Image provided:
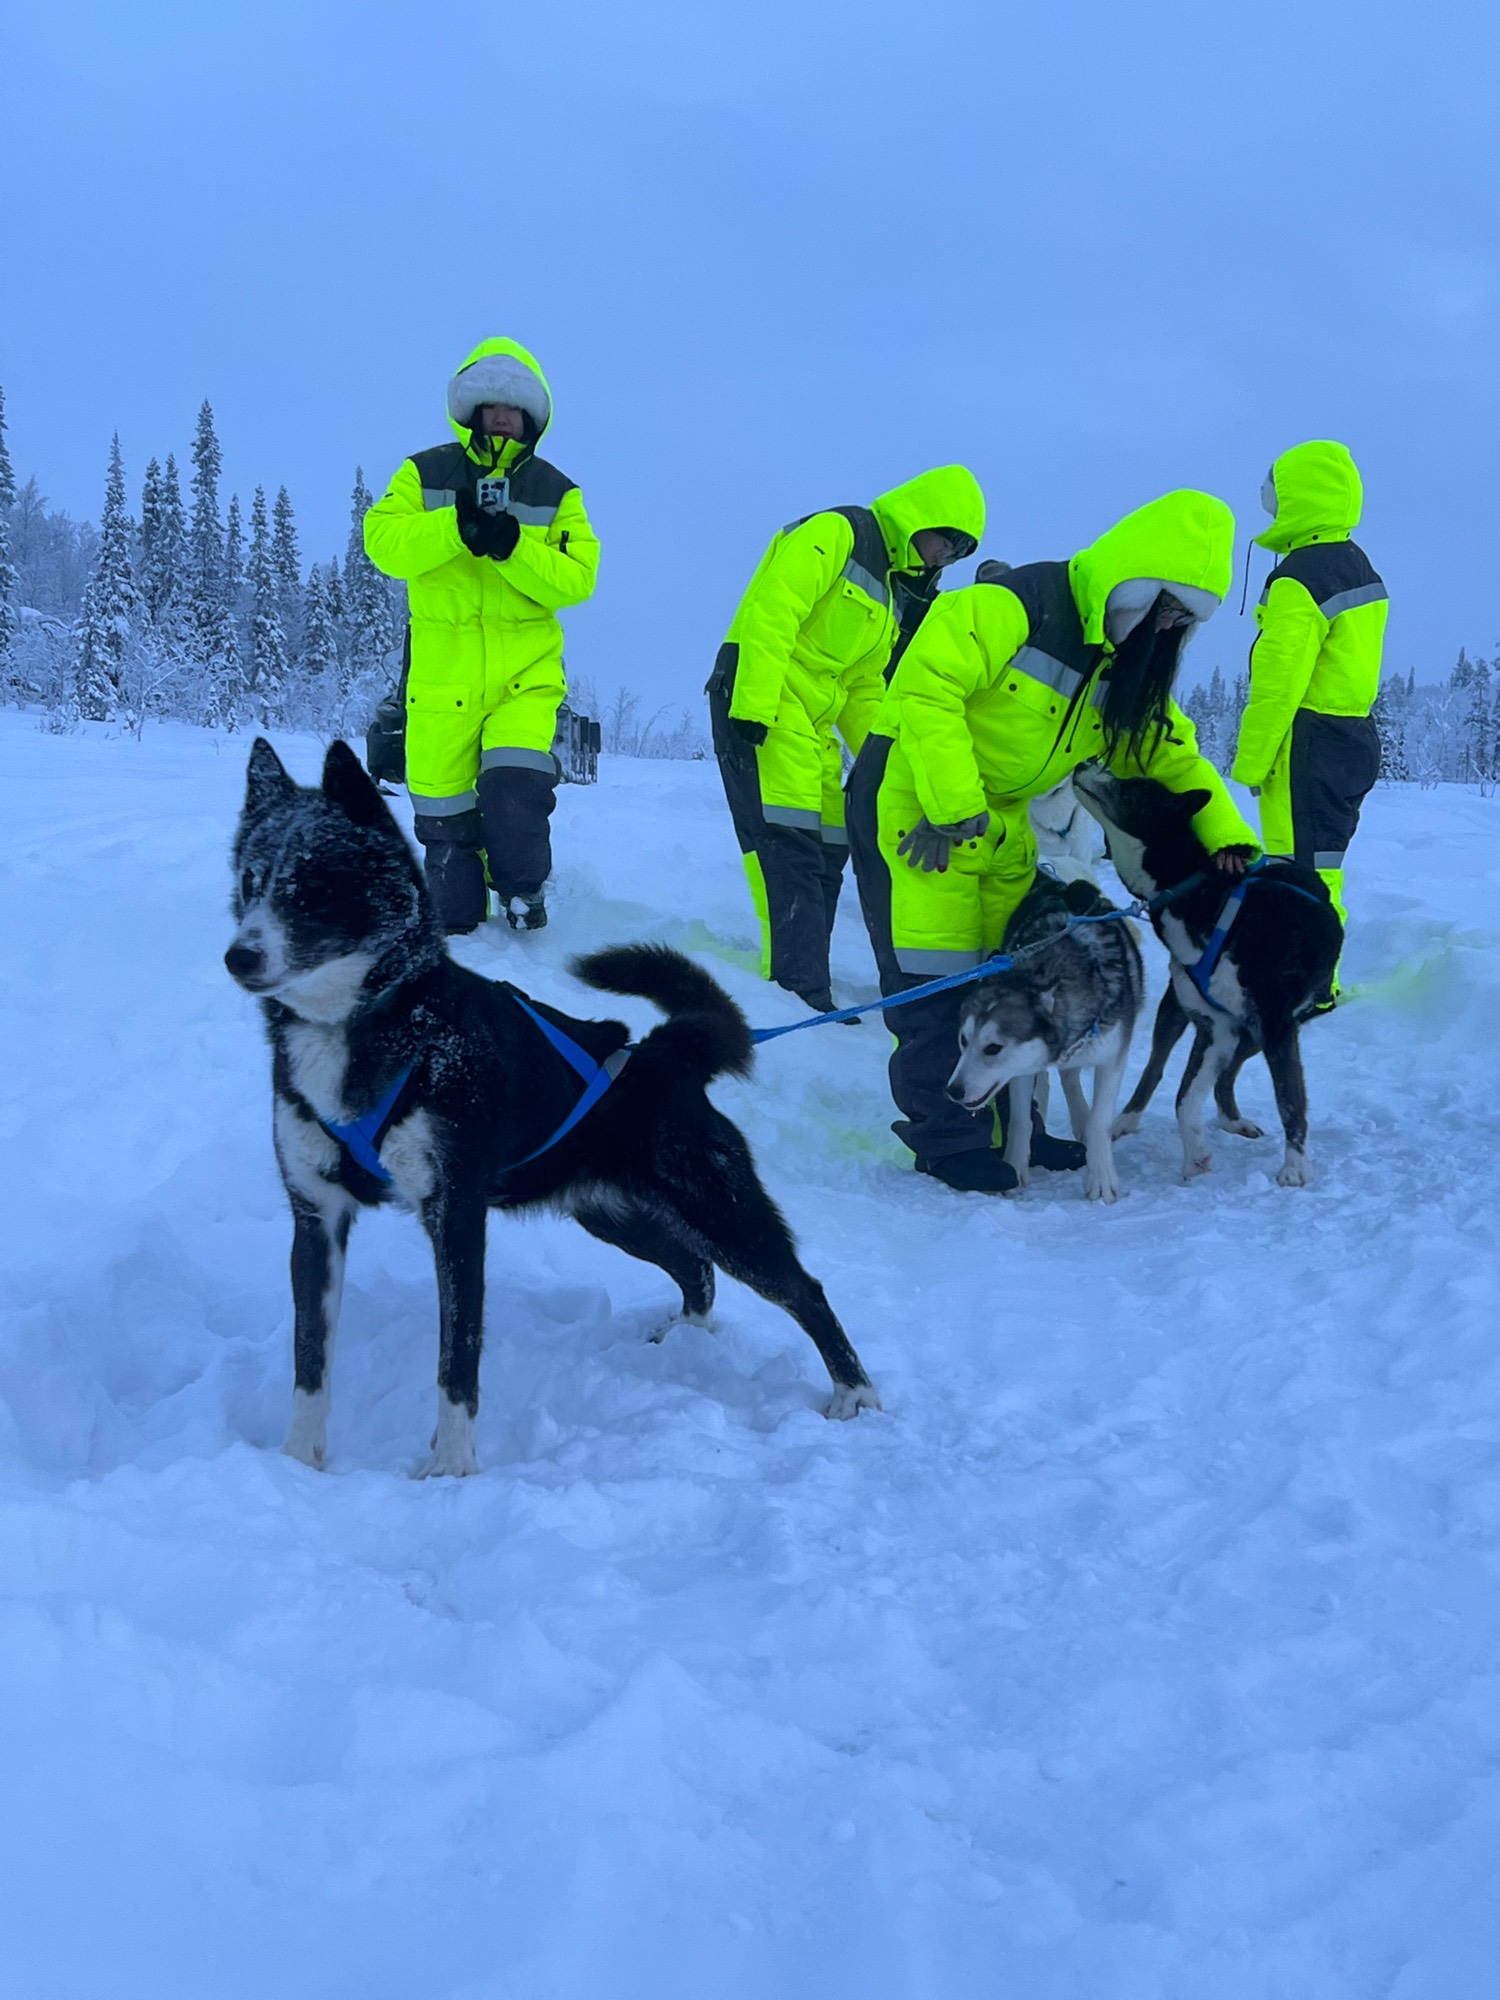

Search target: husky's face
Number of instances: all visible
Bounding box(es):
[947,985,1053,1114]
[225,740,435,1022]
[1070,766,1209,898]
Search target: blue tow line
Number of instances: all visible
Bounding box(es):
[323,863,1329,1181]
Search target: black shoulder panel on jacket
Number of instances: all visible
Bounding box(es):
[830,505,889,582]
[509,456,577,507]
[1271,539,1385,611]
[409,443,470,486]
[984,560,1090,671]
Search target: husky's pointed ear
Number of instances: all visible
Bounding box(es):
[245,737,296,814]
[322,739,397,831]
[1175,787,1213,818]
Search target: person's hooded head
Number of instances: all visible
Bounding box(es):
[445,338,554,473]
[1255,441,1362,555]
[870,465,986,579]
[1069,490,1235,760]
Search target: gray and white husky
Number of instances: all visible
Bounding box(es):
[946,876,1144,1202]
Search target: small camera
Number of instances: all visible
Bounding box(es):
[475,477,510,516]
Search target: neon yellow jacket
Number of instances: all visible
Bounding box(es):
[1232,440,1388,787]
[876,489,1257,853]
[725,465,985,754]
[364,338,599,753]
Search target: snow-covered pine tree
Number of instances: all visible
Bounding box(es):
[1464,660,1493,785]
[325,552,344,623]
[1451,648,1475,692]
[271,485,303,660]
[73,433,140,721]
[188,400,239,725]
[139,452,187,627]
[224,492,245,619]
[340,467,399,710]
[0,385,17,664]
[245,485,288,722]
[300,564,340,707]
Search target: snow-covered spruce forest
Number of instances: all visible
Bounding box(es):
[0,386,705,758]
[1,380,1497,781]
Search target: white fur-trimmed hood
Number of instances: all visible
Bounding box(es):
[1103,577,1221,644]
[447,352,551,436]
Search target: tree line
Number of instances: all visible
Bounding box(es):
[0,387,402,737]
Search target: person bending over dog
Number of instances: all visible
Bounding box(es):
[847,490,1260,1195]
[707,467,986,1015]
[1232,440,1386,1006]
[365,337,599,936]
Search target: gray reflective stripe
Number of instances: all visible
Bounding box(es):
[820,823,850,845]
[408,788,477,815]
[762,803,822,831]
[1010,645,1085,700]
[1313,849,1346,870]
[421,487,457,511]
[1317,582,1387,622]
[508,502,559,526]
[481,747,557,773]
[894,947,984,974]
[844,559,891,609]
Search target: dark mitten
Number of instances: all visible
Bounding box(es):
[729,717,768,749]
[455,490,520,560]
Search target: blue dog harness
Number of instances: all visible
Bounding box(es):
[1180,859,1330,1012]
[319,993,632,1188]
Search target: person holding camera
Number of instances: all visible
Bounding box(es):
[707,467,986,1014]
[364,337,599,933]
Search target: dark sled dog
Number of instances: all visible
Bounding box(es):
[225,739,878,1475]
[1071,766,1343,1187]
[946,875,1144,1203]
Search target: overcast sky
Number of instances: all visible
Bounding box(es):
[4,0,1496,706]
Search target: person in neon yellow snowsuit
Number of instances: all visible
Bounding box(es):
[708,467,985,1010]
[1233,440,1386,952]
[847,489,1259,1192]
[365,337,599,933]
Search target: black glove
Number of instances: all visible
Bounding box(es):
[729,717,768,749]
[896,812,990,874]
[455,489,520,561]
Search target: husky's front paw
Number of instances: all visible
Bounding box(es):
[283,1389,328,1469]
[415,1398,478,1478]
[825,1380,882,1420]
[1276,1150,1311,1188]
[1182,1146,1213,1179]
[1111,1110,1142,1139]
[1218,1115,1264,1139]
[1084,1162,1121,1203]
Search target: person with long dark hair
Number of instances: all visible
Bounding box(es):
[846,490,1259,1193]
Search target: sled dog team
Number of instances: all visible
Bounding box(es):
[225,335,1382,1471]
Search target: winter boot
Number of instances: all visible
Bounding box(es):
[1030,1103,1086,1172]
[506,894,548,932]
[916,1151,1021,1195]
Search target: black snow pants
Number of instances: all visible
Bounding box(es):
[413,762,558,933]
[708,647,846,1007]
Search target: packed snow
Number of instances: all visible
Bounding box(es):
[1,710,1498,1998]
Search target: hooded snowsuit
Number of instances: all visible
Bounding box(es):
[364,338,599,930]
[1232,441,1386,928]
[847,489,1258,1165]
[708,466,986,1006]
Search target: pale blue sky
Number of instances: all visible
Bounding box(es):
[4,0,1496,700]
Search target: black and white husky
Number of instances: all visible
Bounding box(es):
[946,875,1144,1203]
[1071,766,1342,1187]
[225,739,878,1475]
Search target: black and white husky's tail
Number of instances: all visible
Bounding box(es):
[572,946,754,1083]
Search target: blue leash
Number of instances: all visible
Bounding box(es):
[320,994,631,1187]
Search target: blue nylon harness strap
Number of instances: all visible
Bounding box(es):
[319,994,633,1187]
[504,996,633,1168]
[320,1066,415,1185]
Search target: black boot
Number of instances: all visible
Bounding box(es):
[1030,1102,1086,1172]
[916,1151,1020,1195]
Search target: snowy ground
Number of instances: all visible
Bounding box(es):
[1,710,1498,1999]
